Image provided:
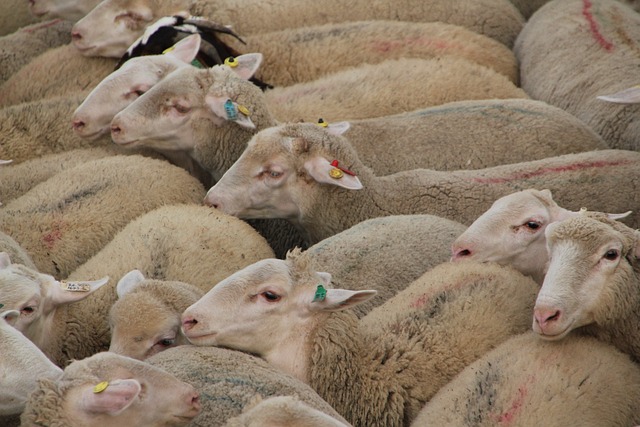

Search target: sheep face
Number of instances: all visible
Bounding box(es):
[29,352,200,426]
[0,255,108,349]
[451,189,579,284]
[72,0,188,58]
[73,37,199,140]
[204,124,362,220]
[29,0,102,20]
[533,215,640,340]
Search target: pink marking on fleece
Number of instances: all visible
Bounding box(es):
[490,374,535,426]
[409,274,496,309]
[42,220,65,249]
[371,37,462,54]
[21,19,63,33]
[582,0,614,52]
[472,159,632,184]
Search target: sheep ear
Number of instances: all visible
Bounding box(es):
[310,288,377,312]
[317,271,332,286]
[225,53,262,80]
[1,310,20,326]
[597,86,640,104]
[0,252,12,269]
[204,95,256,129]
[80,379,141,415]
[164,33,201,64]
[607,211,632,220]
[0,159,11,165]
[116,270,146,298]
[304,157,362,190]
[324,121,350,136]
[48,277,110,306]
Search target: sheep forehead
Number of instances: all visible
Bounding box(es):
[548,216,630,255]
[0,266,43,303]
[111,293,177,327]
[215,258,292,295]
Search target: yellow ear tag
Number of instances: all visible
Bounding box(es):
[329,168,344,179]
[224,57,239,68]
[317,118,328,128]
[93,381,109,394]
[237,104,250,116]
[162,46,176,55]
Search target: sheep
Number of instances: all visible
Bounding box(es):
[224,395,351,427]
[0,18,73,85]
[70,0,524,60]
[27,0,102,22]
[181,253,540,427]
[412,332,640,426]
[20,351,202,427]
[302,214,467,318]
[203,122,640,245]
[0,155,206,278]
[533,212,640,362]
[147,345,350,427]
[514,0,640,151]
[0,44,118,107]
[450,189,631,284]
[108,270,206,360]
[0,235,36,270]
[25,204,272,366]
[110,56,556,185]
[0,147,145,204]
[0,308,62,417]
[0,0,40,37]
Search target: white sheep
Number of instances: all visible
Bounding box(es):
[450,189,631,284]
[204,122,640,245]
[71,0,524,59]
[108,271,205,360]
[412,332,640,426]
[0,234,36,270]
[147,345,350,427]
[514,0,640,151]
[181,254,540,427]
[0,0,40,36]
[20,351,202,426]
[0,155,206,279]
[0,44,118,107]
[533,212,640,361]
[110,56,592,186]
[0,18,72,85]
[0,308,62,417]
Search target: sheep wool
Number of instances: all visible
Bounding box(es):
[515,0,640,151]
[0,0,40,36]
[147,345,350,427]
[412,332,640,426]
[0,155,206,279]
[0,233,37,270]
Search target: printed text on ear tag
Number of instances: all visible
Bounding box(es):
[60,281,91,292]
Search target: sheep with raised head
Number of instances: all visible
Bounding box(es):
[71,0,523,59]
[0,308,62,418]
[0,155,206,279]
[204,122,640,245]
[181,253,540,427]
[107,56,613,186]
[20,351,201,427]
[533,212,640,362]
[108,271,205,360]
[514,0,640,151]
[450,189,630,284]
[412,332,640,426]
[0,19,72,85]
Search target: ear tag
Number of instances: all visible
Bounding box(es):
[224,99,238,120]
[0,303,4,309]
[579,207,588,214]
[224,57,239,68]
[93,381,109,394]
[312,285,327,302]
[191,59,205,69]
[162,46,175,55]
[317,118,328,128]
[237,104,250,116]
[329,160,356,180]
[60,281,91,292]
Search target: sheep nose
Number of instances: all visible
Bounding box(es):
[110,123,122,136]
[72,118,85,131]
[451,246,472,261]
[181,316,198,332]
[71,30,82,41]
[533,307,562,331]
[203,194,219,209]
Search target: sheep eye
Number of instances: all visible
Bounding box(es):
[21,306,35,315]
[173,104,191,114]
[524,221,541,230]
[603,249,619,261]
[157,338,175,347]
[261,291,281,302]
[269,171,282,178]
[134,89,145,96]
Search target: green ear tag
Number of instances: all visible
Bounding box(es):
[0,303,4,309]
[312,285,327,302]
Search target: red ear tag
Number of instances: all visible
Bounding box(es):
[330,160,356,176]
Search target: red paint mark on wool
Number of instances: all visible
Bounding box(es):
[490,375,534,426]
[582,0,614,52]
[472,160,631,184]
[409,276,478,309]
[42,220,65,249]
[371,37,461,54]
[21,19,63,33]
